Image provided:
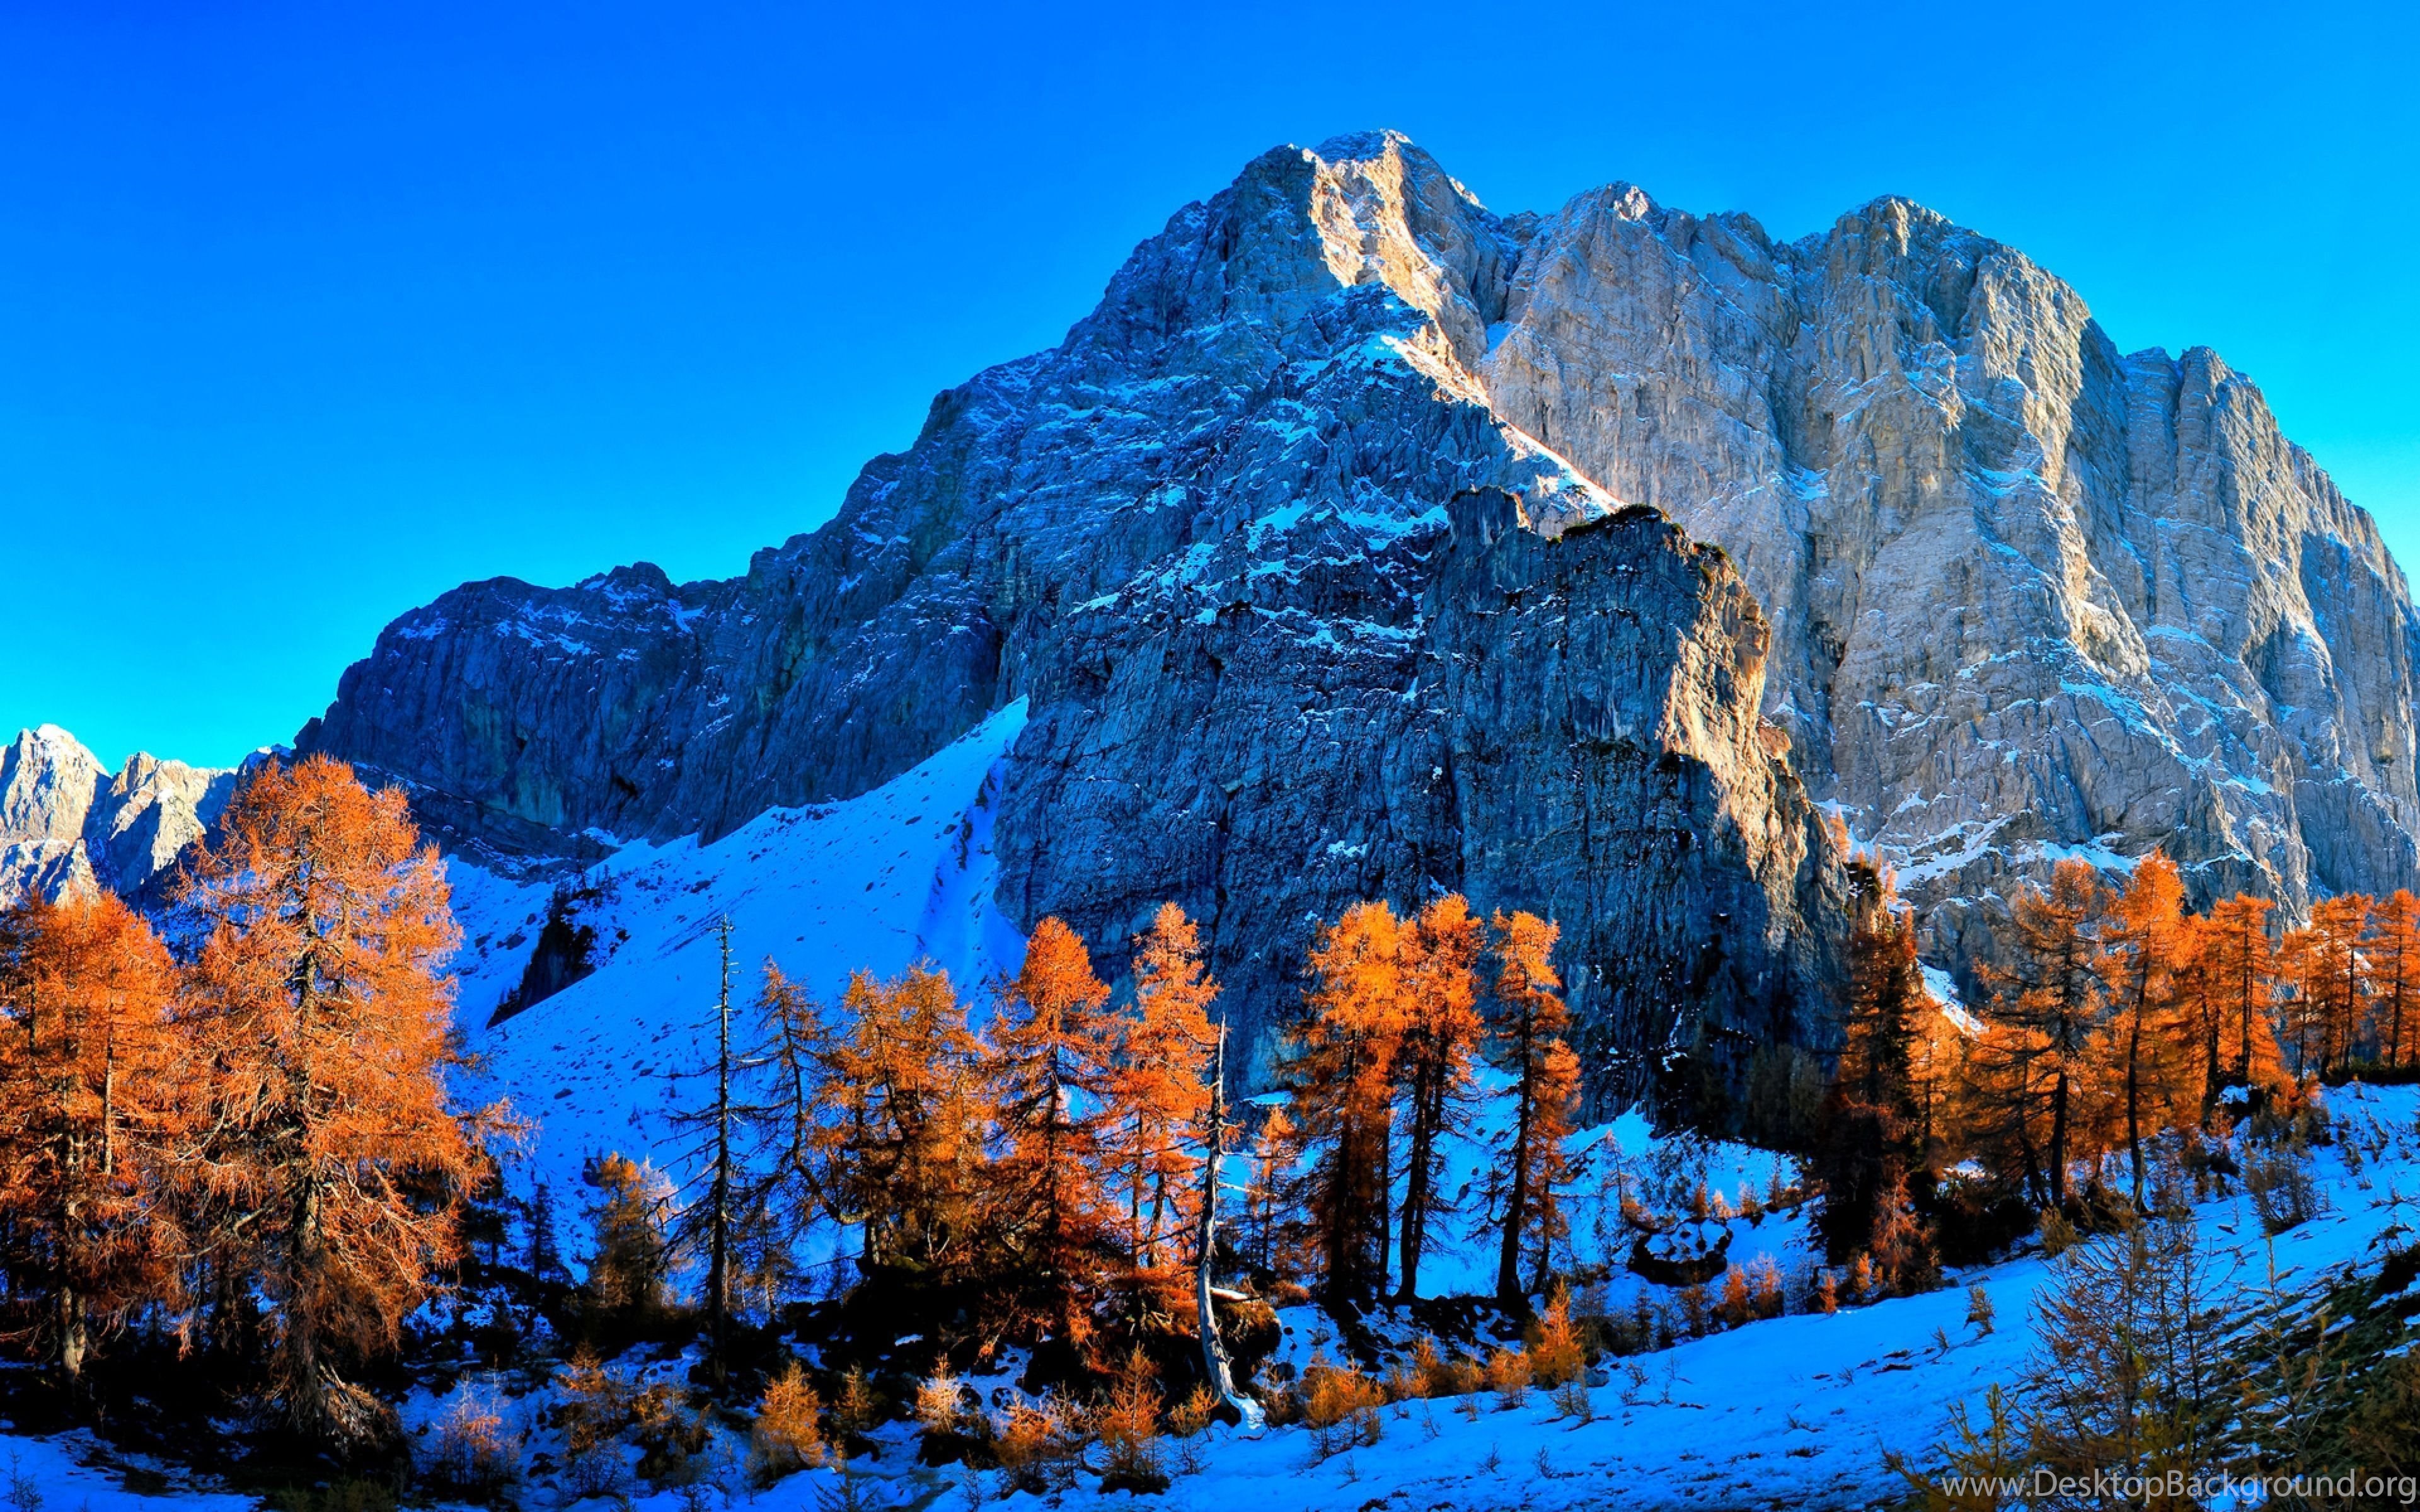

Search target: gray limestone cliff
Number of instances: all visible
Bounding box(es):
[296,132,1850,1095]
[294,128,2420,1073]
[1473,186,2420,978]
[0,726,237,907]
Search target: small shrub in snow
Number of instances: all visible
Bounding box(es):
[630,1381,710,1488]
[1751,1256,1787,1319]
[422,1385,522,1501]
[747,1360,826,1486]
[1528,1289,1587,1390]
[1678,1281,1711,1336]
[1096,1349,1170,1493]
[1966,1283,1996,1336]
[3,1454,38,1512]
[1168,1383,1219,1475]
[2245,1139,2324,1234]
[993,1393,1086,1494]
[553,1347,635,1498]
[1298,1353,1384,1457]
[1485,1346,1530,1411]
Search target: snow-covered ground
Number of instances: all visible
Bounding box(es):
[446,701,1032,1210]
[7,710,2417,1506]
[729,1083,2420,1512]
[10,1068,2416,1506]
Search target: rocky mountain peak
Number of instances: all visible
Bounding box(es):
[0,726,238,907]
[293,130,2420,1087]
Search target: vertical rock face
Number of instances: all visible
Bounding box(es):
[0,726,238,906]
[297,132,1851,1092]
[291,129,2420,1076]
[1475,190,2420,978]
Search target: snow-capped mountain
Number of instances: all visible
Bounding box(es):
[0,726,236,907]
[129,126,2410,1091]
[296,134,1858,1097]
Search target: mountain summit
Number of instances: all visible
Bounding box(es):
[292,132,2420,1098]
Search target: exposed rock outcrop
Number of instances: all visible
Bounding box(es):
[1472,188,2420,978]
[0,726,237,907]
[293,127,2420,1073]
[297,132,1851,1092]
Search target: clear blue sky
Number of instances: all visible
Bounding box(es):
[4,1,2414,769]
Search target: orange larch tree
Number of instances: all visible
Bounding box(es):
[2204,895,2287,1091]
[178,755,503,1449]
[1286,902,1406,1307]
[2302,893,2373,1077]
[2168,912,2230,1115]
[1485,909,1578,1305]
[1108,903,1218,1309]
[1393,894,1484,1302]
[2371,890,2420,1068]
[1979,859,2109,1209]
[2095,852,2198,1208]
[816,964,989,1288]
[988,916,1118,1343]
[0,890,187,1384]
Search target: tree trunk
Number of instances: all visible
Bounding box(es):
[1497,1012,1536,1305]
[1193,1024,1262,1431]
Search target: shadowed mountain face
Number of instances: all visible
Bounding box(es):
[291,130,2419,1087]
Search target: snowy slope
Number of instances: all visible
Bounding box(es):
[447,700,1030,1213]
[754,1083,2420,1512]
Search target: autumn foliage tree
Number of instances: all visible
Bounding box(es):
[1392,896,1484,1303]
[1977,859,2109,1209]
[815,964,989,1289]
[1812,868,1939,1291]
[2203,894,2287,1092]
[1485,909,1577,1305]
[989,916,1118,1343]
[2370,891,2420,1069]
[2096,852,2199,1208]
[1285,902,1406,1307]
[0,891,186,1384]
[178,754,502,1449]
[1107,904,1216,1312]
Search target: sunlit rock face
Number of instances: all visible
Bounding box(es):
[297,132,1850,1097]
[0,725,237,907]
[296,129,2417,1082]
[1474,187,2420,978]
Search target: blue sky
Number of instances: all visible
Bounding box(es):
[3,1,2414,769]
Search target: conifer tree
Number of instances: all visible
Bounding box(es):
[989,917,1118,1342]
[0,891,186,1383]
[2168,912,2230,1115]
[2097,853,2197,1209]
[2372,890,2420,1068]
[816,965,988,1285]
[669,915,746,1382]
[580,1151,676,1319]
[1393,894,1484,1302]
[1286,902,1405,1307]
[2204,895,2286,1090]
[178,755,501,1448]
[1980,859,2109,1209]
[1240,1102,1295,1278]
[1812,869,1937,1288]
[1109,904,1216,1305]
[737,962,833,1241]
[2276,917,2325,1077]
[524,1181,567,1285]
[2303,893,2373,1075]
[1486,909,1578,1305]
